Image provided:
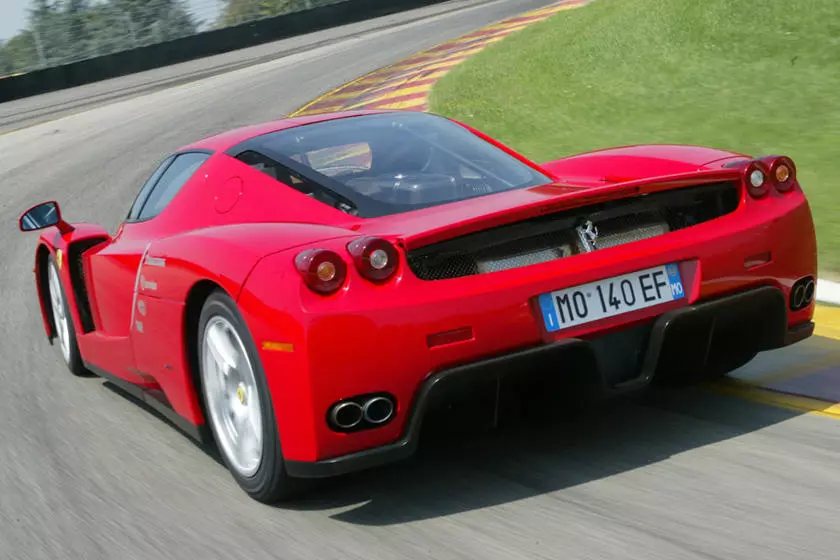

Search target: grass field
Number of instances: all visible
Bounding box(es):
[431,0,839,276]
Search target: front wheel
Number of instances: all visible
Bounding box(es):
[46,256,87,376]
[197,290,304,503]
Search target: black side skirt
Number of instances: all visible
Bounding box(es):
[84,362,212,445]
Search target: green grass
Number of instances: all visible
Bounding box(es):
[431,0,840,276]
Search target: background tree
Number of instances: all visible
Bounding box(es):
[110,0,197,44]
[2,31,38,73]
[0,0,327,74]
[27,0,66,67]
[84,3,140,57]
[0,41,10,75]
[64,0,92,63]
[218,0,317,26]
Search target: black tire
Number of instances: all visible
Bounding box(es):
[197,290,305,503]
[45,256,88,376]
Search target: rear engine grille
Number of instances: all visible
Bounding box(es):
[407,182,739,281]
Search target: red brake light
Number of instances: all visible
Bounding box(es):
[769,156,796,193]
[347,237,399,282]
[743,160,770,198]
[294,249,347,294]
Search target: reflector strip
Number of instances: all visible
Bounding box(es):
[744,252,772,270]
[427,327,474,348]
[262,341,295,352]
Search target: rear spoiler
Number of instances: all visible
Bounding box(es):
[389,168,743,251]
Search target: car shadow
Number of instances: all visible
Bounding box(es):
[98,332,840,525]
[100,381,227,466]
[279,382,812,525]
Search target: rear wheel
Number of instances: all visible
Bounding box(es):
[46,256,87,376]
[198,290,303,503]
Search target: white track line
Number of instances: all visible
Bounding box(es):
[817,278,840,305]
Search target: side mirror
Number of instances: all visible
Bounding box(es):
[18,201,72,233]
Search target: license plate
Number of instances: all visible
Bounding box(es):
[538,264,685,333]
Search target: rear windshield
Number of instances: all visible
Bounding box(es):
[232,112,551,217]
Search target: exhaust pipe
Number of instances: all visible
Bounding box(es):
[363,396,395,425]
[792,283,806,309]
[790,277,816,311]
[804,279,815,304]
[329,401,363,430]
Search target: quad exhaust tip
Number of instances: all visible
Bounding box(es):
[790,276,815,311]
[363,396,395,425]
[329,401,363,430]
[328,394,396,432]
[804,279,815,303]
[792,284,806,309]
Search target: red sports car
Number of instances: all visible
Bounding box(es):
[19,110,817,502]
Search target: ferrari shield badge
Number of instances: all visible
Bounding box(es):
[576,220,599,252]
[55,249,63,270]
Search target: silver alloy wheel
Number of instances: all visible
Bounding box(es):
[48,262,71,364]
[200,315,264,478]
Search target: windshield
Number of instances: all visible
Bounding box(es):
[232,112,551,217]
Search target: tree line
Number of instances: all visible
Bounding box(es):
[0,0,334,75]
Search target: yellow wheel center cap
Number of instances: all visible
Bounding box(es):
[236,387,245,404]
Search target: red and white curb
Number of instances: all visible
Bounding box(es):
[289,0,590,116]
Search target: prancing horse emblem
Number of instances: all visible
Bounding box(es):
[576,220,599,252]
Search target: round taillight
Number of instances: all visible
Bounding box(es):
[769,156,796,193]
[744,161,770,198]
[347,237,399,282]
[294,249,347,294]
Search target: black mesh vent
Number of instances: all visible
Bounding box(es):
[68,237,109,333]
[407,182,739,281]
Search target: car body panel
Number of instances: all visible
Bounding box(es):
[539,143,750,185]
[180,110,395,154]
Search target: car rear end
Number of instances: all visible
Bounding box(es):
[240,155,816,473]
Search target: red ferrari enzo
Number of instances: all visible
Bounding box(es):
[19,110,817,502]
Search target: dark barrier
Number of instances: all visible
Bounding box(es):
[0,0,451,103]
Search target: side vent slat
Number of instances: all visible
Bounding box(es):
[68,238,108,333]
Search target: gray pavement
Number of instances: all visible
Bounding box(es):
[1,0,839,558]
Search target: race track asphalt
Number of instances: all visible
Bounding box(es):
[1,1,840,558]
